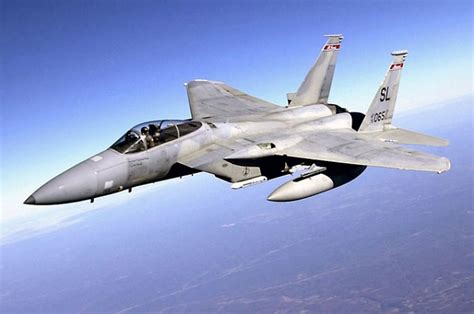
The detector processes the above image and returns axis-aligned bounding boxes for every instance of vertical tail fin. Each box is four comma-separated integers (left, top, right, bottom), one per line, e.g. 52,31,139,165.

359,50,408,132
289,34,343,107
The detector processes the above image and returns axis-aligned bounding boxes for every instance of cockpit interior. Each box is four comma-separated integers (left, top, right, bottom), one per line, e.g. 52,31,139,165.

111,120,203,154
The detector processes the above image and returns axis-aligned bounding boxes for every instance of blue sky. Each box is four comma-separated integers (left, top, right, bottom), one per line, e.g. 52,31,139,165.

1,0,472,226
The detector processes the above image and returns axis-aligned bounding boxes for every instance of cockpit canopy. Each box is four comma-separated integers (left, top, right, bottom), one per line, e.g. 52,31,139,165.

111,120,203,154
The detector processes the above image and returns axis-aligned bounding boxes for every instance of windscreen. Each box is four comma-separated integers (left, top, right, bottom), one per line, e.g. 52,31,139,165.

110,131,146,154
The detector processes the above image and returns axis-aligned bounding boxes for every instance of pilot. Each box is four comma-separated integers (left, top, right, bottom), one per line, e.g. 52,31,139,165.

149,124,161,144
141,126,155,148
125,131,137,143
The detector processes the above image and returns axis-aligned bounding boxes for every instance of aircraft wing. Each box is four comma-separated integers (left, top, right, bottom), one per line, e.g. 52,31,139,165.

186,80,280,121
278,130,451,173
178,128,450,184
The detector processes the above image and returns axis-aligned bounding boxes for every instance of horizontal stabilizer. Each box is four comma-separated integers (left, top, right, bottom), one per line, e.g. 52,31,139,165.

370,127,448,146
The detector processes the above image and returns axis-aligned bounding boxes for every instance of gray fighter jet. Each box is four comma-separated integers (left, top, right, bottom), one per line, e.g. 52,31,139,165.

25,34,450,205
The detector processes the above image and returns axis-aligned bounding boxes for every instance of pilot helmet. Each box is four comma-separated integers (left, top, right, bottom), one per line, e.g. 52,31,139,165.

141,126,149,135
149,124,157,134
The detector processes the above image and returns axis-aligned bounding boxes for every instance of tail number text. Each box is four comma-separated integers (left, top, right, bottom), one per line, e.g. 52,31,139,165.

370,110,388,123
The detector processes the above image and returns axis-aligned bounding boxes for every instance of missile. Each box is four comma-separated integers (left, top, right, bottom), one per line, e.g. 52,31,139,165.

267,173,334,202
231,176,268,189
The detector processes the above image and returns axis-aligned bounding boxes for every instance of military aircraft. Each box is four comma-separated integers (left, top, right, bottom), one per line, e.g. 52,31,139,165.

25,34,450,205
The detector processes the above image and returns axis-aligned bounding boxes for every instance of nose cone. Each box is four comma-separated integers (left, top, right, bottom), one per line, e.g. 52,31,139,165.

24,195,36,205
25,161,98,205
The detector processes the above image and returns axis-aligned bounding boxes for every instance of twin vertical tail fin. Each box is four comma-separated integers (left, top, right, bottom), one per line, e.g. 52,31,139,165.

289,34,343,107
358,51,448,147
358,51,408,132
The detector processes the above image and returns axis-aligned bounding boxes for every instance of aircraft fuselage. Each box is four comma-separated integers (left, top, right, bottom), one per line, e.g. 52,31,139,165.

25,104,359,205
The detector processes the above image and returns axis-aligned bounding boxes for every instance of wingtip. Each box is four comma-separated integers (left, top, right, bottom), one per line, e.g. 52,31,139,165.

439,139,449,147
437,158,451,174
444,158,451,171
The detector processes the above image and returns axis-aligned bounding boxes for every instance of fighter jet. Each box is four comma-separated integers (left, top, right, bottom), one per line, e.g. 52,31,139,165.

25,34,450,205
